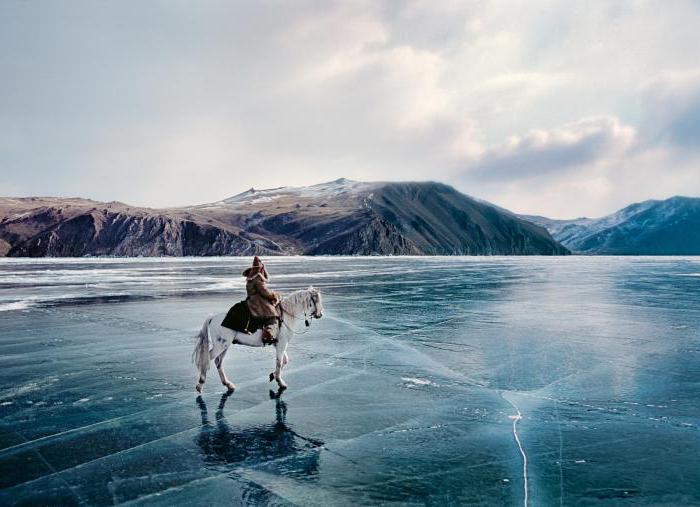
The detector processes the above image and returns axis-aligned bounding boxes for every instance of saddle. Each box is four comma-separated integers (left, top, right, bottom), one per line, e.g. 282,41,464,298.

220,300,279,344
221,300,255,334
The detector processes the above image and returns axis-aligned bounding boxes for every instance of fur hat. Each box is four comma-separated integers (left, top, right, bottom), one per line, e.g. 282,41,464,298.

242,256,268,280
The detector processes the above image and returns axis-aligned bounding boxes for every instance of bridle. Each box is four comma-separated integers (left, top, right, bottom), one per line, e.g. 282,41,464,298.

306,292,321,326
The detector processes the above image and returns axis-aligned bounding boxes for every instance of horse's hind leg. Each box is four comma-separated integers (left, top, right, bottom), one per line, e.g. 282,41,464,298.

215,349,236,392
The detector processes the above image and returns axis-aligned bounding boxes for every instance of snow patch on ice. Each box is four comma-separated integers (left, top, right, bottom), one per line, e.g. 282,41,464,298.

0,300,34,311
401,377,438,387
0,380,49,401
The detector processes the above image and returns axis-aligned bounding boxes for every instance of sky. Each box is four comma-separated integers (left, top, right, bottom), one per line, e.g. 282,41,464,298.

1,1,699,218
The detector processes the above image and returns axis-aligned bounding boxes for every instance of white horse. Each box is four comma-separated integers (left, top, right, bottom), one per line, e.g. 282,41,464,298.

192,287,323,393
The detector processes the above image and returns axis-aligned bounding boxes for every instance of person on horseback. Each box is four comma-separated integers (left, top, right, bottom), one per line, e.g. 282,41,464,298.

242,256,280,345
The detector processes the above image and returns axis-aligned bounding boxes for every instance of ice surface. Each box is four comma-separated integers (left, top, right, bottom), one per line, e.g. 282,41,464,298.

1,256,700,505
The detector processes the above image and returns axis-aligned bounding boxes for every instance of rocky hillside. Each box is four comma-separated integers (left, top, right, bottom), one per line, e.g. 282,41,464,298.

522,196,700,254
0,180,568,257
0,198,284,257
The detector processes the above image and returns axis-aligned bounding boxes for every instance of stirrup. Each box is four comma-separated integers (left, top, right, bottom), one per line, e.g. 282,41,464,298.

262,330,277,346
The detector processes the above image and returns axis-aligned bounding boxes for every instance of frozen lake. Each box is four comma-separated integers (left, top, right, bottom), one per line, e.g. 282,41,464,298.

1,256,699,505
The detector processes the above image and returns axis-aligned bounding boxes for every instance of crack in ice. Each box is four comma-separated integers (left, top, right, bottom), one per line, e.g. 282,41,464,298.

503,393,528,507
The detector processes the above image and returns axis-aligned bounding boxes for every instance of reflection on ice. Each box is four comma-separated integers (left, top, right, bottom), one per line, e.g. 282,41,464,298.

195,391,323,476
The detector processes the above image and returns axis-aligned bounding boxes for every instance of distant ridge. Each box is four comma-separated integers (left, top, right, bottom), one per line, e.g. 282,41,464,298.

521,196,700,255
0,180,568,257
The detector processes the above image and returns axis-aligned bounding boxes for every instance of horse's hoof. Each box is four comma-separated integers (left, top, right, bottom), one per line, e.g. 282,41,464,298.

277,383,288,390
196,384,203,393
269,373,275,382
225,382,236,392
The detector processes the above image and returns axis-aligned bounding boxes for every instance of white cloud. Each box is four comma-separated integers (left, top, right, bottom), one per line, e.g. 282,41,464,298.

1,0,699,217
640,70,700,150
463,117,636,182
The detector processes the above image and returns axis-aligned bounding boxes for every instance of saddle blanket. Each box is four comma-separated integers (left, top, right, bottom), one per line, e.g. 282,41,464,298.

220,300,254,333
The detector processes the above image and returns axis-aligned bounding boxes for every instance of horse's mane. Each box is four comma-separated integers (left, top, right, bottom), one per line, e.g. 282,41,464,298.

280,288,304,306
280,288,316,313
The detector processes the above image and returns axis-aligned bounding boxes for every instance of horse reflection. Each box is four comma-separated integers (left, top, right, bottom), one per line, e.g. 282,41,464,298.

195,391,323,475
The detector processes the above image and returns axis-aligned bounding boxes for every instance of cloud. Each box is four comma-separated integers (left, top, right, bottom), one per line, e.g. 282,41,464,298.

0,0,699,217
641,70,700,150
463,117,636,182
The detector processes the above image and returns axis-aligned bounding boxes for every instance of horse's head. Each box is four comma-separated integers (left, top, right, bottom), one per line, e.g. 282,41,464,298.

307,286,323,319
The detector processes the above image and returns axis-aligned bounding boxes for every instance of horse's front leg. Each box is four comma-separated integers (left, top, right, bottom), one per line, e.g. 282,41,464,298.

272,344,289,389
196,371,206,393
215,348,236,392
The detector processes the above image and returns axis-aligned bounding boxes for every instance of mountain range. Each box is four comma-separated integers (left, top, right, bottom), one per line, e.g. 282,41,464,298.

0,179,567,257
521,196,700,255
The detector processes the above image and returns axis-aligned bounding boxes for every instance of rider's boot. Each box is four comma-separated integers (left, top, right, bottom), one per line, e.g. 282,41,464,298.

262,326,275,345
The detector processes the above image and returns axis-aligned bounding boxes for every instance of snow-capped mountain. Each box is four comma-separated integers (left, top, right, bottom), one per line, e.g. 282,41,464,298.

522,196,700,254
0,179,568,257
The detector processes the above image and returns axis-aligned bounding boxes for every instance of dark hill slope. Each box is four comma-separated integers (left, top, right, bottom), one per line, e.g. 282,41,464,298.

369,182,568,255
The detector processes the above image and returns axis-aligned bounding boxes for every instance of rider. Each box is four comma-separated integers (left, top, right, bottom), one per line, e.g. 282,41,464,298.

242,256,280,344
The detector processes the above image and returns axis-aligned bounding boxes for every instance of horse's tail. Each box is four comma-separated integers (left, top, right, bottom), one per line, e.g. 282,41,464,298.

192,315,212,375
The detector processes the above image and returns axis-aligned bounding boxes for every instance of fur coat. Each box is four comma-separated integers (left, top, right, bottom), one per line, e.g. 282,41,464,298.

245,272,279,318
